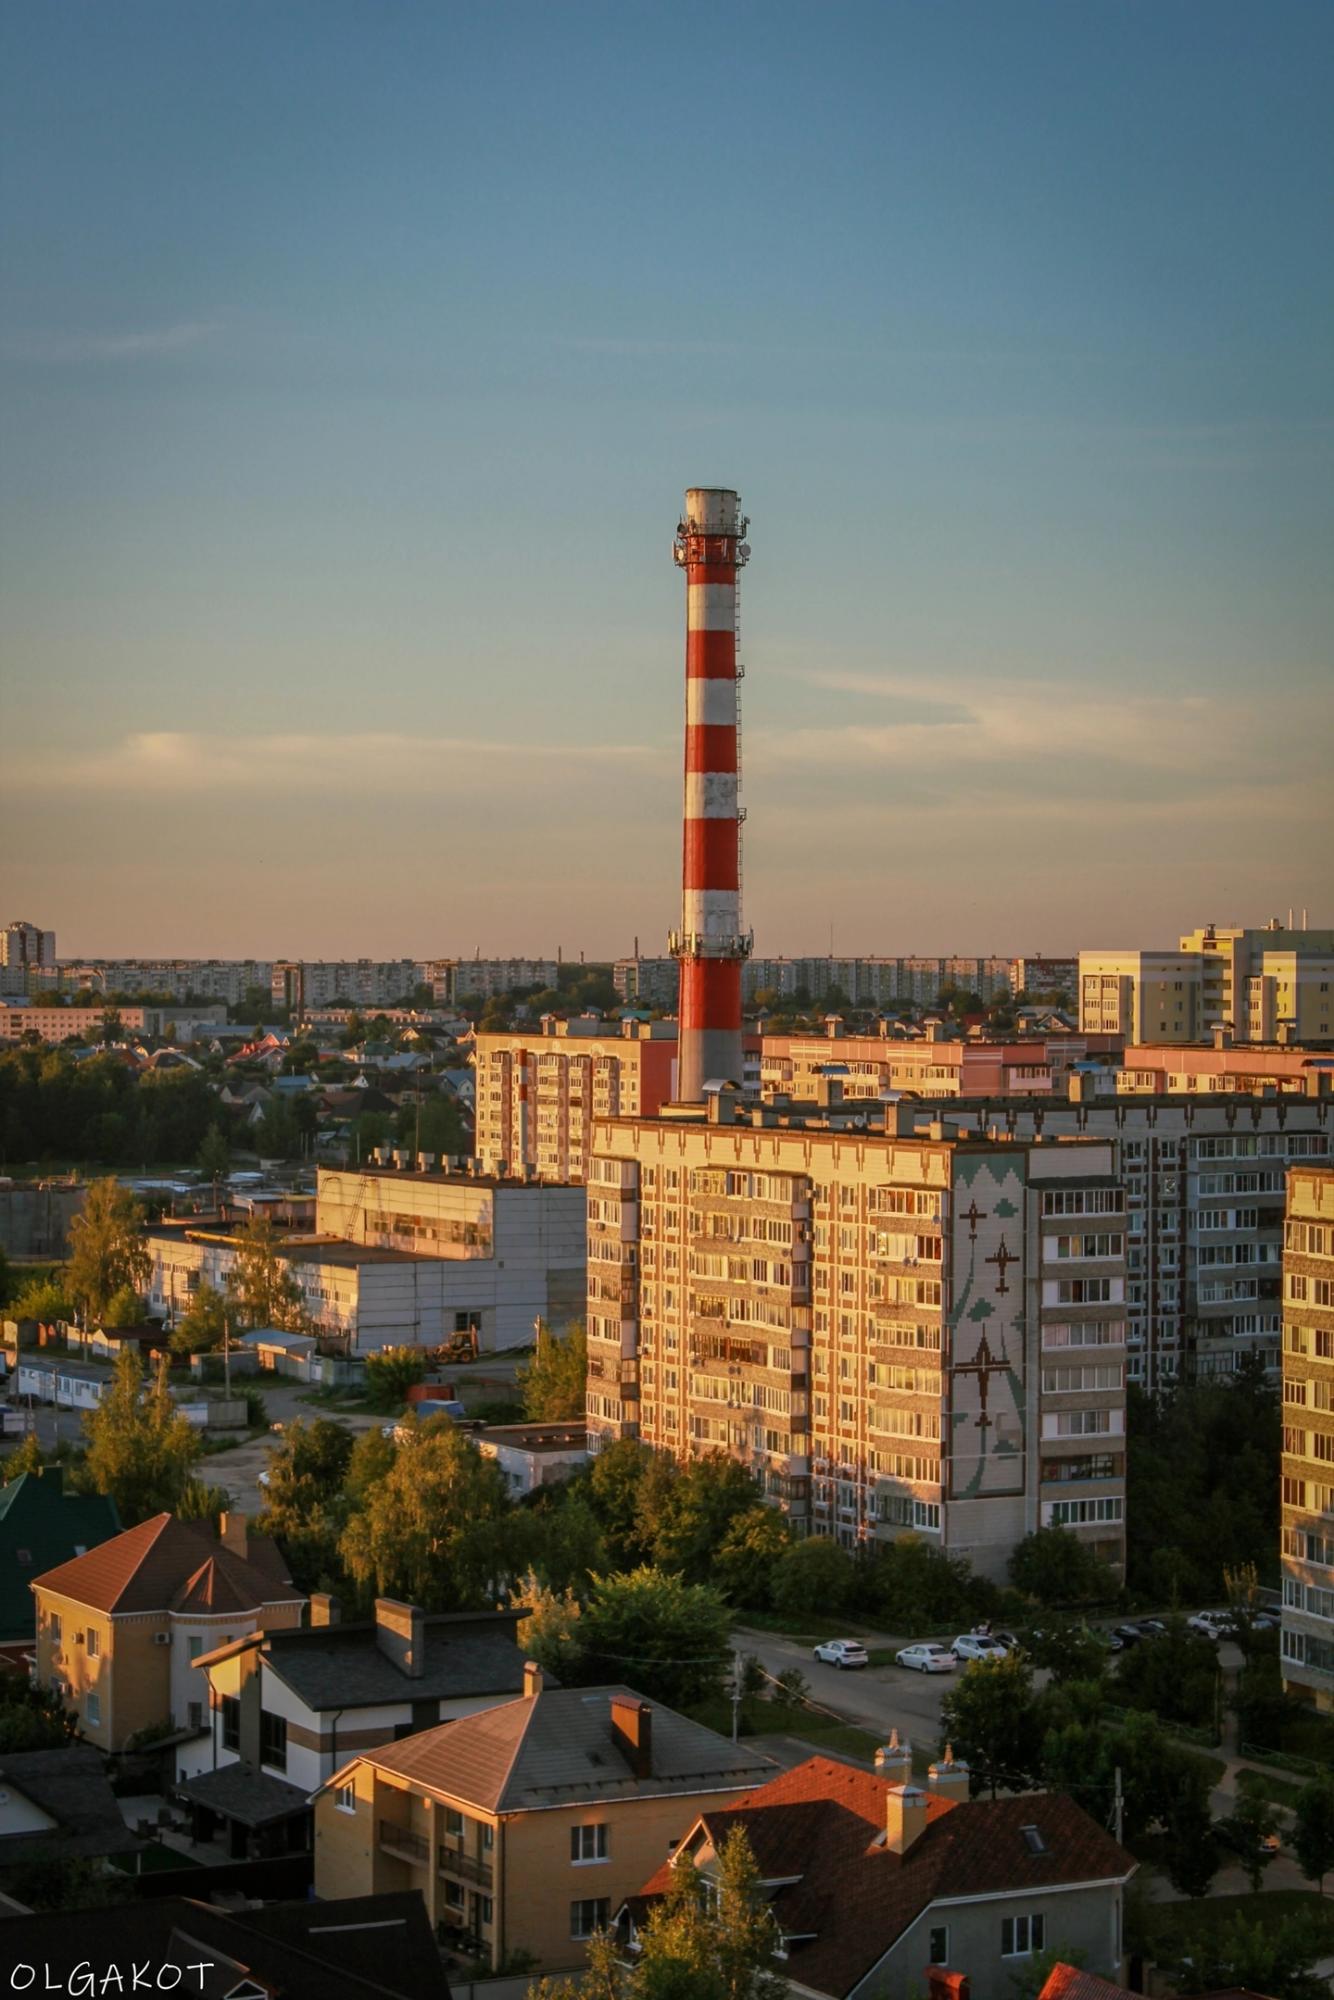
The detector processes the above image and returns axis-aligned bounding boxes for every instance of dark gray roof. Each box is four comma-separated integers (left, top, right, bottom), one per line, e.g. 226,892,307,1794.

0,1745,138,1857
362,1684,776,1813
177,1760,311,1827
264,1610,532,1713
0,1893,450,1999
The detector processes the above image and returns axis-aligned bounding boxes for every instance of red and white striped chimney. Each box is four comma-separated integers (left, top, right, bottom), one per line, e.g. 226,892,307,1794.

671,487,751,1102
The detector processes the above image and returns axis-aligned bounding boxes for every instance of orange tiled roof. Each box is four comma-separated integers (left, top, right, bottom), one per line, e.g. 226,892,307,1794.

33,1514,298,1616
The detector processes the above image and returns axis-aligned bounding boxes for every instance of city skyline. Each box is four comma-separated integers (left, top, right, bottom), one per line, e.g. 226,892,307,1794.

3,2,1332,953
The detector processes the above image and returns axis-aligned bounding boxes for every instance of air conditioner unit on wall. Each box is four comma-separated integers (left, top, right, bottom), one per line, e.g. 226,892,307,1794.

153,1632,171,1647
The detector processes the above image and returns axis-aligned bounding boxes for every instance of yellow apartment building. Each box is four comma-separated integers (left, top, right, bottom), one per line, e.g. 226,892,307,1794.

1281,1163,1334,1709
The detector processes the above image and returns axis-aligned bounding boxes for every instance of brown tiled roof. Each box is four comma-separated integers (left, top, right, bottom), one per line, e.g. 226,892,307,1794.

1039,1968,1134,2000
354,1684,773,1813
635,1758,1134,2000
32,1514,299,1616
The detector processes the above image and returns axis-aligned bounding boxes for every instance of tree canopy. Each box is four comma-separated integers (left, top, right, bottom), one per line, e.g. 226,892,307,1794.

519,1319,588,1422
67,1178,150,1323
82,1350,198,1524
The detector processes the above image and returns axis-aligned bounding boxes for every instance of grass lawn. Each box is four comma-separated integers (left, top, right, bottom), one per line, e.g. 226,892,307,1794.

1236,1765,1305,1810
735,1612,891,1644
1144,1890,1334,1955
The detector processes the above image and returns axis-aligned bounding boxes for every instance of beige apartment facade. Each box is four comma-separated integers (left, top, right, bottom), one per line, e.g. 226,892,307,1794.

1281,1164,1334,1710
585,1100,1128,1581
1081,924,1334,1048
313,1677,774,1973
474,1019,679,1183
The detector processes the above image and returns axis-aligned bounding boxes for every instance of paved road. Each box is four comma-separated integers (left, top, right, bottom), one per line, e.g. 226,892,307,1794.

733,1626,957,1753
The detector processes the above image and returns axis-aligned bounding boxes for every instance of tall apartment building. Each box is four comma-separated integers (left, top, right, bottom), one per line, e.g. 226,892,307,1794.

911,1086,1333,1387
474,1020,681,1182
1011,956,1077,998
271,960,421,1012
1280,1164,1334,1711
1081,923,1334,1047
585,1098,1128,1582
0,922,57,996
454,959,561,1001
612,956,680,1009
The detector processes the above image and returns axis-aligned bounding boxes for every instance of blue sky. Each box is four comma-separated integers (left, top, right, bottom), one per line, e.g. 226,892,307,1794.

3,1,1331,958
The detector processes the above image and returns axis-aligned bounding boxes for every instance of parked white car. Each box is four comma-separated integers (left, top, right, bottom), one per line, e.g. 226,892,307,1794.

812,1639,870,1670
896,1643,958,1674
952,1632,1008,1662
1188,1610,1233,1640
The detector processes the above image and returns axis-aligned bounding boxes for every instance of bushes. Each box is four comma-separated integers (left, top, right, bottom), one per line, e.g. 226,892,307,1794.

364,1345,427,1412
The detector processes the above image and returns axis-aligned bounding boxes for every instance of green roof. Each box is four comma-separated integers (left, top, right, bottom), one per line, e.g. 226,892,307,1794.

0,1470,120,1643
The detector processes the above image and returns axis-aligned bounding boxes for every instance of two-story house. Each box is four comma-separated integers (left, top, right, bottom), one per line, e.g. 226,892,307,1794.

0,1469,119,1670
622,1753,1136,2000
31,1511,304,1753
312,1675,776,1972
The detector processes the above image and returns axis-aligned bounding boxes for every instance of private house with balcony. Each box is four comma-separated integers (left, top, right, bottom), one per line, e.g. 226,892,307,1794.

0,1469,119,1670
31,1511,303,1753
312,1673,774,1972
620,1753,1135,2000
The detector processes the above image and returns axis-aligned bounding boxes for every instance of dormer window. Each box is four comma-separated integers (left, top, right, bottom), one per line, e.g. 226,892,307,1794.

1021,1825,1047,1856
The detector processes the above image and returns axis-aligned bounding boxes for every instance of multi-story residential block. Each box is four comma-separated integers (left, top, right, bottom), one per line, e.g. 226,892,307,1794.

1114,1040,1328,1095
53,961,273,1003
1081,923,1334,1047
0,1179,87,1260
623,1754,1134,2000
1280,1163,1334,1711
32,1512,303,1752
585,1095,1129,1581
944,1086,1332,1387
312,1675,775,1972
613,955,680,1009
0,921,57,996
474,1019,680,1182
1011,956,1078,998
743,958,1014,1008
193,1598,536,1795
272,960,422,1012
761,1025,1120,1102
453,958,561,1001
146,1162,586,1353
0,1003,225,1044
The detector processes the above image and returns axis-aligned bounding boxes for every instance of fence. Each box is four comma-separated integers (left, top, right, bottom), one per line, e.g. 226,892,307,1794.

1240,1741,1325,1778
1102,1702,1220,1749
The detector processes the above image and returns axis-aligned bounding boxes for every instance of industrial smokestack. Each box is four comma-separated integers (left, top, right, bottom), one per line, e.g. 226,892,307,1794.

670,487,751,1101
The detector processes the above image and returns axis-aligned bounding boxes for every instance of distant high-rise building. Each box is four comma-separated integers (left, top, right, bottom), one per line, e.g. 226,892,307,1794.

0,921,57,996
1080,922,1334,1047
1280,1162,1334,1712
474,1019,681,1182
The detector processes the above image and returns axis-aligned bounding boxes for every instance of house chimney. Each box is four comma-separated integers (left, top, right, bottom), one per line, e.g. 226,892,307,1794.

926,1972,971,2000
218,1512,249,1561
523,1660,543,1700
885,1783,929,1855
309,1592,341,1628
927,1745,971,1802
874,1730,913,1784
610,1694,653,1778
375,1598,426,1678
1212,1024,1234,1051
815,1073,844,1109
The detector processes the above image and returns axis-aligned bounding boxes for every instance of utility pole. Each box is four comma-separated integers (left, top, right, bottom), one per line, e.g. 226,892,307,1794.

1112,1765,1123,1846
731,1650,743,1743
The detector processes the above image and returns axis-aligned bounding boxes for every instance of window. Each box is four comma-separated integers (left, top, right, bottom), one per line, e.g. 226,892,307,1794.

571,1823,609,1863
85,1692,101,1727
188,1701,203,1731
442,1807,464,1839
482,1823,495,1851
221,1696,240,1753
86,1629,100,1660
335,1783,356,1813
928,1926,949,1965
1002,1915,1045,1958
188,1636,203,1661
49,1613,61,1646
571,1898,611,1940
259,1709,287,1773
443,1878,464,1910
476,1895,494,1927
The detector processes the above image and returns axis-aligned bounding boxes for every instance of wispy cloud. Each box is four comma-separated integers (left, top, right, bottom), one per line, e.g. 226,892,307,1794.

3,321,220,363
6,729,662,794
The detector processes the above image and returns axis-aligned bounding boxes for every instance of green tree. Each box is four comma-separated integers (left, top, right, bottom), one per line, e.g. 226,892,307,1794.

514,1575,586,1683
1292,1770,1334,1894
573,1567,731,1711
519,1319,588,1422
339,1422,513,1610
7,1275,73,1323
586,1436,657,1569
1007,1526,1113,1608
527,1488,607,1596
646,1455,761,1582
1008,1946,1087,2000
939,1654,1045,1797
169,1279,230,1356
3,1434,48,1481
345,1423,397,1506
714,1506,792,1609
82,1350,198,1524
1114,1619,1220,1733
1025,1617,1111,1688
1164,1911,1328,2000
226,1214,311,1332
66,1178,150,1323
196,1124,232,1186
1218,1790,1281,1895
0,1681,76,1753
364,1345,428,1412
257,1416,356,1591
770,1536,852,1623
101,1284,143,1329
859,1533,993,1632
627,1826,786,2000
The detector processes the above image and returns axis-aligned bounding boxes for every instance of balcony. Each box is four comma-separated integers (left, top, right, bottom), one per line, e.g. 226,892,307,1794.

379,1820,429,1866
438,1846,494,1890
